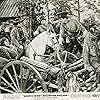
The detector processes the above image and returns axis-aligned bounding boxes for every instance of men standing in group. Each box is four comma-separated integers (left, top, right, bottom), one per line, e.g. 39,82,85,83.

58,10,88,54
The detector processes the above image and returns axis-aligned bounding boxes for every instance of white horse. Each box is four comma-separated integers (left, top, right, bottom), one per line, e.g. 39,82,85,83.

25,31,57,61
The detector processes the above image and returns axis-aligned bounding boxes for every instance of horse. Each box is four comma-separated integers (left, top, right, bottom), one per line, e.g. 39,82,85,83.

23,30,82,92
25,31,58,62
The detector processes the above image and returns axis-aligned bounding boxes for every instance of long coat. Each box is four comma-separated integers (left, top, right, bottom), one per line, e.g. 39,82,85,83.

83,32,100,71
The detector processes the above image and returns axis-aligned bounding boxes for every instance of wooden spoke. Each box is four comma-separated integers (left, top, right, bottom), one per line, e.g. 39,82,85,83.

20,65,23,92
23,69,30,91
31,87,36,92
0,60,47,93
1,77,18,92
12,65,20,91
5,69,18,90
0,87,15,93
24,79,37,93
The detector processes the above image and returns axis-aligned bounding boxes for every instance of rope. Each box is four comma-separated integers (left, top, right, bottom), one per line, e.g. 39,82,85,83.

29,43,38,60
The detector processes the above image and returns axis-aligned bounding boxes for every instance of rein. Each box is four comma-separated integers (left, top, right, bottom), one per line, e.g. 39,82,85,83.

29,43,38,59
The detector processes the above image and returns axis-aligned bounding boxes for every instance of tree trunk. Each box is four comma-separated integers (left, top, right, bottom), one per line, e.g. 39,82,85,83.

78,0,80,22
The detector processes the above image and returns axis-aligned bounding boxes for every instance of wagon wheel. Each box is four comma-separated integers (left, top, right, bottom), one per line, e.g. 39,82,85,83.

0,60,48,93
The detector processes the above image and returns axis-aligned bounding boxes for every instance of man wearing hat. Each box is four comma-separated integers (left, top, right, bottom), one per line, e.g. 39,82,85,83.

58,10,88,54
11,20,25,59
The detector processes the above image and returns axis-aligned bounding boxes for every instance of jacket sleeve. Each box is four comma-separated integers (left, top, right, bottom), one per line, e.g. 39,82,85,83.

11,29,21,48
83,33,91,67
74,19,88,37
21,26,28,40
74,19,85,32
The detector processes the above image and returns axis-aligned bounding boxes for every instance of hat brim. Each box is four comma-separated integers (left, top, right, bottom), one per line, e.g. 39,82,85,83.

57,11,68,15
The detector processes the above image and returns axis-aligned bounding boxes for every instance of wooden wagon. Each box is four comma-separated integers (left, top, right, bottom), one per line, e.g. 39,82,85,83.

0,31,97,93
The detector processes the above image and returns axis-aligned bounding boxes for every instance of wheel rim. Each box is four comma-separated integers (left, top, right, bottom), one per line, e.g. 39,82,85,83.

0,60,48,93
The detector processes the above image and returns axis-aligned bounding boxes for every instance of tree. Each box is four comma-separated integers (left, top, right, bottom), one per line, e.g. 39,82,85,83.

16,0,39,40
50,0,100,22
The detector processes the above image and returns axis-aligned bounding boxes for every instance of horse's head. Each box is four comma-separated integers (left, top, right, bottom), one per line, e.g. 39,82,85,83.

47,31,58,49
25,31,58,61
